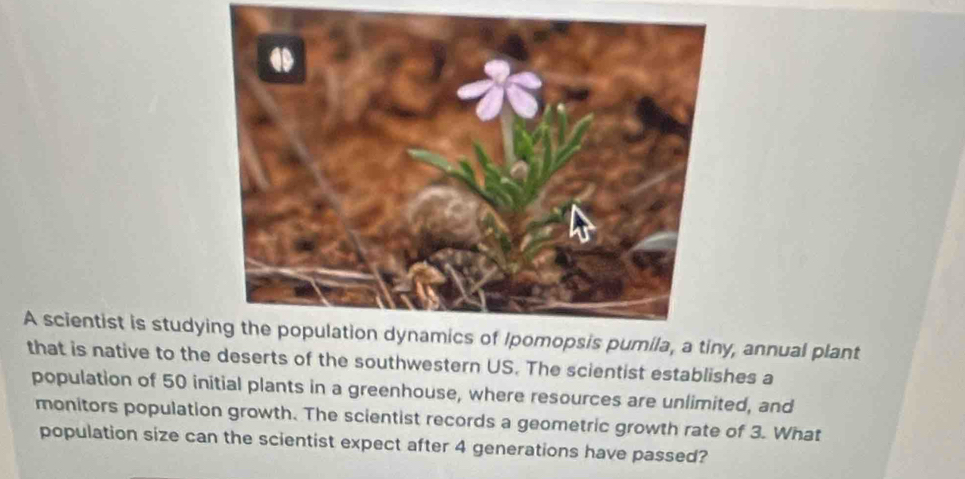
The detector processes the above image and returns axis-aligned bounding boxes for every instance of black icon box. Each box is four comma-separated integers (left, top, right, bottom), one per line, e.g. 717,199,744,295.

256,34,306,84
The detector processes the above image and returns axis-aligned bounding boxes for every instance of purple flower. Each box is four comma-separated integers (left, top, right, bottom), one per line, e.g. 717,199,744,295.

457,59,542,121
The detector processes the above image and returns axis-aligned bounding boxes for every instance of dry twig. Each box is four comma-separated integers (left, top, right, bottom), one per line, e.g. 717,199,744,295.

477,290,488,312
238,120,271,192
427,285,447,311
529,295,669,318
244,258,331,306
444,264,482,309
628,163,687,198
452,267,501,308
531,294,669,311
245,258,375,291
375,293,386,310
400,294,417,310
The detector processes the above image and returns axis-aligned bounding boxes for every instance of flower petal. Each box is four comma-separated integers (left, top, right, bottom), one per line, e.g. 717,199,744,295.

476,85,505,121
508,72,541,90
506,84,538,118
457,79,494,100
484,59,511,82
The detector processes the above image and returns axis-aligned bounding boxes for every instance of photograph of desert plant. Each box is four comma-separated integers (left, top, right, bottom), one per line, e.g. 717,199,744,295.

232,6,704,319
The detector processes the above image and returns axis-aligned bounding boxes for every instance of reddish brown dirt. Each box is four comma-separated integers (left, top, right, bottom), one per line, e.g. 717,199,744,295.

232,7,704,319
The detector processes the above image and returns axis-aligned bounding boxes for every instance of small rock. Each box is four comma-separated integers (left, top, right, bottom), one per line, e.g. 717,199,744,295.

631,231,678,252
510,162,529,181
630,231,678,270
406,186,486,255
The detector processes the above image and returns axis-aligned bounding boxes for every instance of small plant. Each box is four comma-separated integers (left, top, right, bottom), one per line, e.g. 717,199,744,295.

408,59,593,275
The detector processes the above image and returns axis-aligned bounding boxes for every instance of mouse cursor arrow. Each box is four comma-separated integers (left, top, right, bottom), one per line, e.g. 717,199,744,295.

569,204,596,244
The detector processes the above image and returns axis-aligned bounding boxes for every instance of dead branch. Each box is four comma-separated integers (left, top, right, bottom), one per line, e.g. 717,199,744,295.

322,68,340,131
477,290,488,312
238,121,271,192
246,258,375,282
427,285,448,311
252,268,374,283
529,294,670,313
452,267,501,308
274,297,334,306
245,258,375,293
444,264,482,310
243,258,331,306
239,67,396,309
400,294,417,310
540,306,663,319
627,163,687,198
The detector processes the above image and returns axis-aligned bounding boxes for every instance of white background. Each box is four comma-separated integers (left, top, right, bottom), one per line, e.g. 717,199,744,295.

1,0,964,478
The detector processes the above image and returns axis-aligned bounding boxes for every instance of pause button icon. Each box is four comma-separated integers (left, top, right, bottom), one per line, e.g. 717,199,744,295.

256,34,306,84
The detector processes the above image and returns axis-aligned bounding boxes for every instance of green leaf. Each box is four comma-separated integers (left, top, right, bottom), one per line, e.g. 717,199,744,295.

531,124,548,148
564,114,593,153
499,177,526,209
485,183,513,209
459,180,497,207
514,116,527,131
475,142,511,205
522,231,552,261
482,165,502,187
524,127,551,199
482,212,497,230
539,127,553,180
545,113,593,180
513,123,535,163
480,214,512,267
472,141,495,172
408,149,498,206
485,171,513,209
556,104,569,145
527,214,561,233
556,198,581,218
483,213,513,255
498,231,513,255
409,149,455,174
546,145,581,181
526,198,578,232
525,215,559,233
482,163,515,209
539,103,555,131
458,159,478,185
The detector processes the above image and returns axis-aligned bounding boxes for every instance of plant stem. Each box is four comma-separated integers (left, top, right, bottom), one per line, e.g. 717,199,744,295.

500,107,517,166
